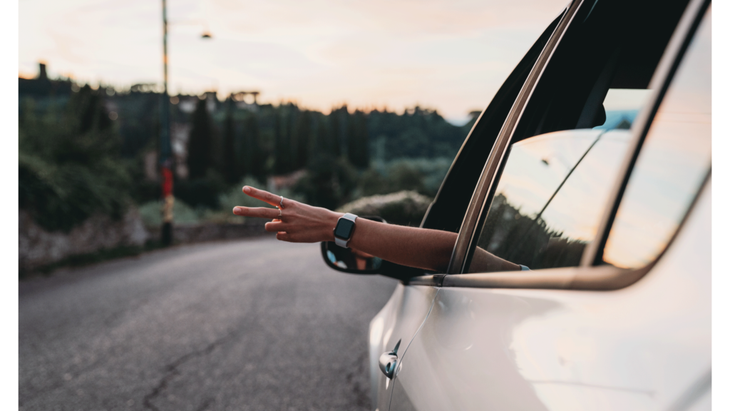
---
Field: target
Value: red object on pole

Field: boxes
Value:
[161,166,174,197]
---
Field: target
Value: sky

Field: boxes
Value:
[18,0,568,124]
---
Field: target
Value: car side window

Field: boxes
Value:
[600,8,711,269]
[464,58,658,274]
[467,128,631,273]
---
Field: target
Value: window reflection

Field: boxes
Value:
[469,129,630,272]
[602,10,711,269]
[596,88,653,131]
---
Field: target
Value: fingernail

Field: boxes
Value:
[243,186,251,193]
[233,207,242,213]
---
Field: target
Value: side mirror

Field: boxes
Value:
[319,215,429,282]
[320,242,383,274]
[320,215,385,275]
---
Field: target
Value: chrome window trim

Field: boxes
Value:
[439,0,710,290]
[446,0,584,275]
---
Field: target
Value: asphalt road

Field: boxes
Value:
[19,236,397,411]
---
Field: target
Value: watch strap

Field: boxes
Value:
[334,236,349,248]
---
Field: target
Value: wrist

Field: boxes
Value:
[326,211,344,242]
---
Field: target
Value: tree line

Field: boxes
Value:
[19,76,476,231]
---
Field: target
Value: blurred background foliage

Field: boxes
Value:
[337,191,432,227]
[19,73,477,232]
[19,84,132,232]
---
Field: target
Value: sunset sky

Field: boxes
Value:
[19,0,568,124]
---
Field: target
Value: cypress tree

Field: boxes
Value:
[347,109,369,169]
[273,107,284,174]
[243,112,264,182]
[311,113,330,160]
[293,110,311,169]
[328,106,342,158]
[223,98,237,183]
[283,105,295,173]
[71,85,113,134]
[223,98,238,183]
[187,98,212,179]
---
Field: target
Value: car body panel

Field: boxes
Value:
[359,1,711,410]
[369,283,439,410]
[388,178,710,411]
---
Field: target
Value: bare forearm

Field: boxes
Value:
[470,246,521,272]
[347,221,519,273]
[232,185,512,273]
[347,219,456,273]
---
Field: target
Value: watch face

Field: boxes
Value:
[334,218,356,239]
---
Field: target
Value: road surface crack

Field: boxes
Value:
[142,332,235,411]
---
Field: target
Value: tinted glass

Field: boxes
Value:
[468,129,631,273]
[602,9,711,268]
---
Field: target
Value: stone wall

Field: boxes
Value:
[19,208,150,272]
[146,219,270,245]
[19,209,272,272]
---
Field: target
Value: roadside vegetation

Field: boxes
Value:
[19,75,474,240]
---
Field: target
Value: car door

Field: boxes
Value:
[388,0,710,409]
[366,10,569,411]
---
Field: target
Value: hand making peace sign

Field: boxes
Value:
[232,186,342,243]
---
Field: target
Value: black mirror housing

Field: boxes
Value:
[319,215,427,282]
[320,242,427,282]
[320,242,382,274]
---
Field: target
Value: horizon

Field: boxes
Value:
[19,67,478,126]
[19,0,568,125]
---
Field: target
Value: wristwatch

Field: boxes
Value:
[333,213,358,248]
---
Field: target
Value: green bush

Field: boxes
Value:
[358,157,452,198]
[19,88,132,232]
[217,177,303,209]
[294,155,358,209]
[173,170,227,210]
[337,191,432,227]
[138,199,202,227]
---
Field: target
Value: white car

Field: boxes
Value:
[322,0,711,409]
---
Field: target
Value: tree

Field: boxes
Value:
[223,98,237,183]
[273,106,291,174]
[328,105,344,157]
[292,110,312,170]
[243,112,265,182]
[187,98,213,179]
[19,85,131,232]
[311,113,332,159]
[71,84,113,134]
[347,109,369,169]
[294,155,357,209]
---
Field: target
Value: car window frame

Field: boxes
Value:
[419,8,566,235]
[443,0,586,276]
[379,7,568,283]
[410,0,710,290]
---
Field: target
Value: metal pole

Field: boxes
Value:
[160,0,174,245]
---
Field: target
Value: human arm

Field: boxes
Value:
[470,246,521,272]
[232,186,521,273]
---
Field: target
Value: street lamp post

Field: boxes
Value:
[160,0,174,246]
[159,0,211,246]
